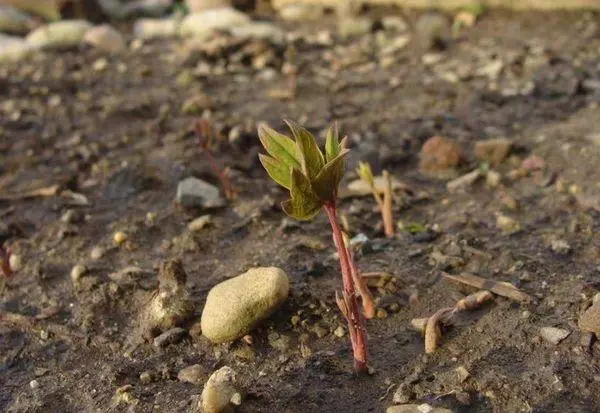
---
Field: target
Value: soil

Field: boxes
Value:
[2,8,600,413]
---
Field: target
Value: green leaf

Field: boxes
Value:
[258,124,301,170]
[356,161,374,188]
[285,120,324,180]
[312,148,350,202]
[282,168,323,220]
[325,122,340,162]
[259,154,292,190]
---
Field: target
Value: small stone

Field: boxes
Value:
[186,0,232,13]
[446,169,481,193]
[580,331,595,348]
[579,303,600,336]
[539,327,570,345]
[180,8,250,38]
[178,364,204,385]
[83,24,125,53]
[153,327,187,348]
[495,213,521,234]
[474,138,512,166]
[382,16,409,32]
[133,18,179,39]
[181,93,212,114]
[201,267,290,343]
[230,22,285,43]
[392,383,412,404]
[376,308,389,319]
[268,333,291,351]
[113,231,128,245]
[415,12,451,50]
[312,325,328,338]
[188,215,212,232]
[93,57,108,72]
[333,326,345,337]
[26,20,93,49]
[486,170,501,188]
[420,136,463,175]
[387,404,452,413]
[455,366,470,383]
[29,379,40,390]
[201,366,242,413]
[338,17,373,39]
[139,371,153,384]
[551,239,571,256]
[61,209,82,224]
[90,246,104,260]
[176,177,225,209]
[8,254,21,272]
[0,33,35,62]
[279,4,324,21]
[70,264,87,284]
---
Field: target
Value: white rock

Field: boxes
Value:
[201,366,242,413]
[230,22,285,43]
[0,34,35,63]
[8,253,21,272]
[133,18,179,39]
[279,4,324,21]
[188,215,212,232]
[83,24,125,53]
[539,326,570,345]
[201,267,290,343]
[70,264,88,284]
[26,20,93,49]
[176,177,225,209]
[186,0,232,13]
[0,5,33,34]
[382,15,408,32]
[179,8,250,38]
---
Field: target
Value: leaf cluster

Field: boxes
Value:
[258,121,349,220]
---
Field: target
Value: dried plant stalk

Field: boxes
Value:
[424,307,454,354]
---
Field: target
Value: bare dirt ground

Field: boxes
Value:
[1,8,600,413]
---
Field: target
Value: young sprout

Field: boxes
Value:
[258,120,371,373]
[195,118,236,200]
[356,162,394,237]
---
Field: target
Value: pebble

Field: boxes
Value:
[29,379,40,390]
[93,57,108,71]
[113,231,128,245]
[387,404,452,413]
[230,22,285,43]
[0,34,35,63]
[188,215,212,232]
[338,17,373,39]
[539,326,570,345]
[153,327,187,348]
[83,24,125,53]
[70,264,88,284]
[446,169,481,193]
[495,213,521,234]
[201,366,242,413]
[133,18,179,39]
[180,8,250,38]
[474,138,512,166]
[486,170,501,187]
[177,364,204,385]
[90,246,105,260]
[579,300,600,336]
[392,383,413,404]
[186,0,232,12]
[201,267,290,343]
[382,16,409,32]
[26,20,93,49]
[139,371,153,384]
[419,136,463,175]
[279,4,324,21]
[8,254,21,272]
[455,366,470,383]
[0,5,33,34]
[550,239,571,256]
[176,177,225,209]
[333,326,345,337]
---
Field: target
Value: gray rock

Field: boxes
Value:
[26,20,93,49]
[387,404,452,413]
[201,267,290,343]
[178,364,204,385]
[539,327,570,345]
[0,5,33,34]
[392,383,413,404]
[180,8,250,38]
[133,18,179,39]
[176,177,225,209]
[201,366,242,413]
[153,327,187,347]
[83,24,125,53]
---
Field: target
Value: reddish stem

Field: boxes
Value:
[324,202,368,373]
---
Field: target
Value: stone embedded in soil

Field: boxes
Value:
[550,239,571,255]
[153,327,187,347]
[83,24,125,53]
[26,20,93,49]
[200,267,290,343]
[579,302,600,337]
[70,264,88,284]
[137,260,194,340]
[419,136,463,176]
[201,366,242,413]
[387,404,452,413]
[178,364,205,385]
[176,177,225,209]
[539,326,570,345]
[474,138,512,166]
[179,8,250,38]
[392,383,413,404]
[133,18,179,39]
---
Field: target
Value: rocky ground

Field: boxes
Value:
[1,3,600,413]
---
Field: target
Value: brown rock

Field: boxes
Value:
[419,136,463,174]
[474,138,512,166]
[579,303,600,337]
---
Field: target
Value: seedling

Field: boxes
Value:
[258,120,373,373]
[356,162,394,237]
[195,118,236,200]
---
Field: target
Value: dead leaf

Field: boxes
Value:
[442,272,532,303]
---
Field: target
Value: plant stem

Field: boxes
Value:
[382,170,394,238]
[324,202,368,373]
